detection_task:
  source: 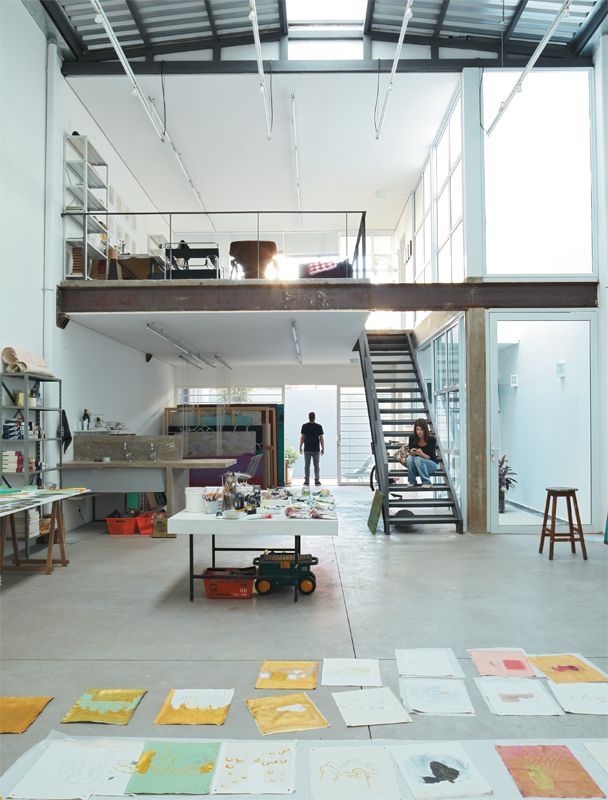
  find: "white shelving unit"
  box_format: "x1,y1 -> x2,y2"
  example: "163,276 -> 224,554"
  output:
63,134 -> 109,279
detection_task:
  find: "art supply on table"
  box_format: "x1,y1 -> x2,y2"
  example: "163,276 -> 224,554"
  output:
185,487 -> 204,513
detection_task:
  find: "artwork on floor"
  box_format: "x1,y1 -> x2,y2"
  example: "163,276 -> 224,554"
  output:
154,689 -> 234,725
125,740 -> 221,795
210,741 -> 296,794
496,744 -> 606,798
245,692 -> 329,735
469,648 -> 535,678
309,745 -> 400,800
584,742 -> 608,774
395,649 -> 464,679
8,739 -> 135,800
475,678 -> 563,716
255,661 -> 318,690
321,658 -> 382,687
390,742 -> 493,800
331,687 -> 411,727
528,654 -> 608,684
61,688 -> 146,725
548,682 -> 608,715
89,740 -> 145,796
0,696 -> 52,734
399,679 -> 475,716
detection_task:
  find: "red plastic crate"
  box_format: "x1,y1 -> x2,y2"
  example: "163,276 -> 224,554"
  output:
136,512 -> 156,535
106,517 -> 137,535
202,568 -> 255,599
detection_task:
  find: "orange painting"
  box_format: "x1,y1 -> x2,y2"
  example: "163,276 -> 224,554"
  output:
496,745 -> 605,798
529,654 -> 607,684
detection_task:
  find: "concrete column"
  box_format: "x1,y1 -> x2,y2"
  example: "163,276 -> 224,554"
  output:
465,308 -> 488,533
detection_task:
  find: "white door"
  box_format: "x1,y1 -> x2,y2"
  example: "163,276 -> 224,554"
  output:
488,311 -> 597,533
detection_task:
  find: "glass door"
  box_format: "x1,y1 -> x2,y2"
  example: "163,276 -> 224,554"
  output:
338,387 -> 372,484
488,312 -> 596,533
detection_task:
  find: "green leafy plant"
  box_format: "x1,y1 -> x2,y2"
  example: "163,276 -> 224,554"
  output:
284,445 -> 299,468
498,455 -> 517,492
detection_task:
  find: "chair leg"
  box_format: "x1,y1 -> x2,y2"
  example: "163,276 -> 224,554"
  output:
539,491 -> 551,553
549,495 -> 558,560
571,493 -> 587,560
565,495 -> 576,554
0,516 -> 8,568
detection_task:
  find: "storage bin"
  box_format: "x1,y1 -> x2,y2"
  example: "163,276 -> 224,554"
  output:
136,512 -> 156,535
202,567 -> 256,599
106,516 -> 137,535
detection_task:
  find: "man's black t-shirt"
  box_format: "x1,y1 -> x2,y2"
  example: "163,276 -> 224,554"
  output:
408,434 -> 438,463
301,422 -> 324,452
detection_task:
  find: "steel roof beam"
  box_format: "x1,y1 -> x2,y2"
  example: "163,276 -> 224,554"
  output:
503,0 -> 529,46
571,0 -> 607,56
364,0 -> 376,35
203,0 -> 221,58
39,0 -> 86,59
278,0 -> 288,36
124,0 -> 153,61
432,0 -> 450,38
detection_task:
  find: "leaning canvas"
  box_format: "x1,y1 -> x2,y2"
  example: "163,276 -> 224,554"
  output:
332,687 -> 411,727
469,648 -> 535,678
321,658 -> 382,687
125,740 -> 221,795
399,679 -> 475,715
395,649 -> 464,678
255,661 -> 318,690
61,688 -> 146,725
211,741 -> 296,794
309,745 -> 401,800
475,678 -> 563,715
155,689 -> 234,725
390,742 -> 493,800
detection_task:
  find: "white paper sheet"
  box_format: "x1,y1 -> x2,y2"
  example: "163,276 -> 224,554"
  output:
475,677 -> 564,716
390,742 -> 493,800
210,741 -> 296,795
309,745 -> 400,800
321,658 -> 382,687
170,689 -> 235,709
585,741 -> 608,772
331,687 -> 411,727
399,679 -> 475,715
91,741 -> 145,797
395,649 -> 464,678
8,740 -> 129,800
549,682 -> 608,714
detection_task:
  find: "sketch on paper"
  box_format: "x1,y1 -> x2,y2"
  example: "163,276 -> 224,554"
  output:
125,740 -> 221,794
584,742 -> 608,773
61,688 -> 146,725
390,742 -> 493,800
399,679 -> 475,715
496,744 -> 606,798
332,687 -> 411,727
255,660 -> 318,690
245,692 -> 329,735
395,649 -> 464,678
210,741 -> 296,794
548,682 -> 608,714
309,745 -> 400,800
0,696 -> 53,734
469,648 -> 534,678
475,678 -> 563,716
85,740 -> 145,797
154,689 -> 234,725
321,658 -> 382,687
528,654 -> 608,684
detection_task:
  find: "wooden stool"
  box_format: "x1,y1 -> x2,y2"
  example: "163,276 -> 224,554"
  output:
539,487 -> 587,560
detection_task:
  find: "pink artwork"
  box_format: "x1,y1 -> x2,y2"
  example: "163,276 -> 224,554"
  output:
469,648 -> 535,678
497,744 -> 606,798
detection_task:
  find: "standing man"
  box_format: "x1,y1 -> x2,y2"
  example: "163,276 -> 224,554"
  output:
299,412 -> 325,486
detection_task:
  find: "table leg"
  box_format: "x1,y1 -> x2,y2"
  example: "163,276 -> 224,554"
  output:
189,534 -> 194,602
57,501 -> 69,566
294,535 -> 300,603
9,516 -> 20,566
44,503 -> 57,574
212,534 -> 216,568
0,516 -> 8,567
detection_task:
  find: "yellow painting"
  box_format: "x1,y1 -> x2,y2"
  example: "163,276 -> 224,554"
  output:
155,689 -> 234,725
245,692 -> 329,735
529,655 -> 607,684
62,688 -> 146,724
255,660 -> 318,690
0,696 -> 53,734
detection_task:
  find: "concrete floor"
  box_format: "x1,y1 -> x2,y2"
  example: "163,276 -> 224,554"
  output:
1,487 -> 607,773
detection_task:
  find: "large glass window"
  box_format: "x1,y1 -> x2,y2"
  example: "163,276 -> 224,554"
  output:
177,387 -> 283,405
340,233 -> 397,283
339,387 -> 372,484
483,70 -> 592,275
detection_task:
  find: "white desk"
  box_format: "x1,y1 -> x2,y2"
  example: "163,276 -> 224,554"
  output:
168,509 -> 338,602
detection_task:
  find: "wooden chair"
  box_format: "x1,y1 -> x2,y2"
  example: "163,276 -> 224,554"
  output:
539,487 -> 587,560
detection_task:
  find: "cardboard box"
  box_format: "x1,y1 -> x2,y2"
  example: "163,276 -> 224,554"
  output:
151,514 -> 175,538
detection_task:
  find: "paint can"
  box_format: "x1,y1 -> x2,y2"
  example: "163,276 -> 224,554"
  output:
184,487 -> 203,513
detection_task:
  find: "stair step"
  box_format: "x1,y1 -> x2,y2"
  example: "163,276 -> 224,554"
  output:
387,484 -> 449,492
387,514 -> 460,524
376,388 -> 424,393
374,378 -> 419,384
389,499 -> 456,507
373,369 -> 416,374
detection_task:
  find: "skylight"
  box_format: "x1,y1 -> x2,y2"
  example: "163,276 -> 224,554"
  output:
286,0 -> 367,25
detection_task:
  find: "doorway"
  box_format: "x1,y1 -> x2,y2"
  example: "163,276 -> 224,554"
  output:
285,386 -> 338,481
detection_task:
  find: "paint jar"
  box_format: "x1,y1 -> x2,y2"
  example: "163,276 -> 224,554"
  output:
204,498 -> 219,514
15,390 -> 25,407
184,487 -> 203,513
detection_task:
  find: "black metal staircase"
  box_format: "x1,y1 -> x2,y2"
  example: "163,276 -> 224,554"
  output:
359,330 -> 463,534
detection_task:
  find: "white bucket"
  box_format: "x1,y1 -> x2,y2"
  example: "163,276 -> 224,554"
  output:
185,487 -> 203,513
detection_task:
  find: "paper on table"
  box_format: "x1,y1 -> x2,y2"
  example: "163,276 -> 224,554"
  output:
469,648 -> 535,678
155,689 -> 234,725
399,679 -> 475,715
62,688 -> 146,725
0,696 -> 53,734
210,741 -> 296,794
332,687 -> 411,727
496,744 -> 606,798
528,654 -> 608,684
245,692 -> 329,735
585,742 -> 608,773
390,741 -> 493,800
475,678 -> 564,716
321,658 -> 382,687
548,683 -> 608,715
309,745 -> 400,800
255,661 -> 318,690
125,740 -> 221,795
395,649 -> 464,678
90,740 -> 145,796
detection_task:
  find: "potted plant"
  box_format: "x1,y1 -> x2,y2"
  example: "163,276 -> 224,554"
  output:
498,455 -> 517,513
284,445 -> 299,486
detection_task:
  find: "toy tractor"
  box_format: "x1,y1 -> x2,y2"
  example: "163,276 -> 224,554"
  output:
253,551 -> 318,595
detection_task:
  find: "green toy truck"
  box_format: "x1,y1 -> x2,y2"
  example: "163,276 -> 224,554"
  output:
253,550 -> 318,595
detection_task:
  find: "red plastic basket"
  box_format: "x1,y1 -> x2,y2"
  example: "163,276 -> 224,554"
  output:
136,512 -> 156,535
202,568 -> 255,599
106,517 -> 137,535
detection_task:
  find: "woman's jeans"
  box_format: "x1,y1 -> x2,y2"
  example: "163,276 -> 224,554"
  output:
406,455 -> 439,484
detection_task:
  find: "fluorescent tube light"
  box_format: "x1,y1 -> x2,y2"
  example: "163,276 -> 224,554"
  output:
291,320 -> 303,366
374,0 -> 414,140
178,353 -> 205,370
146,322 -> 216,367
290,94 -> 302,222
213,354 -> 232,370
249,0 -> 273,139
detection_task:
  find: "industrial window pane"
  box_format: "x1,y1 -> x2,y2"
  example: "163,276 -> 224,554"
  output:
451,223 -> 464,283
434,335 -> 447,391
448,324 -> 459,388
437,185 -> 450,246
435,127 -> 450,190
449,99 -> 462,167
415,181 -> 424,229
287,0 -> 367,23
415,229 -> 424,278
423,162 -> 431,212
177,387 -> 283,405
450,161 -> 462,226
373,235 -> 392,254
339,387 -> 372,483
288,39 -> 364,60
424,218 -> 431,267
438,241 -> 451,283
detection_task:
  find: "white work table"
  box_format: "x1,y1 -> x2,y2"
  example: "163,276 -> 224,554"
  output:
168,508 -> 338,602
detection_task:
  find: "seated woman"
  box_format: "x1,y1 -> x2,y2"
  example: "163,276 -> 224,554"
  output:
406,418 -> 439,486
